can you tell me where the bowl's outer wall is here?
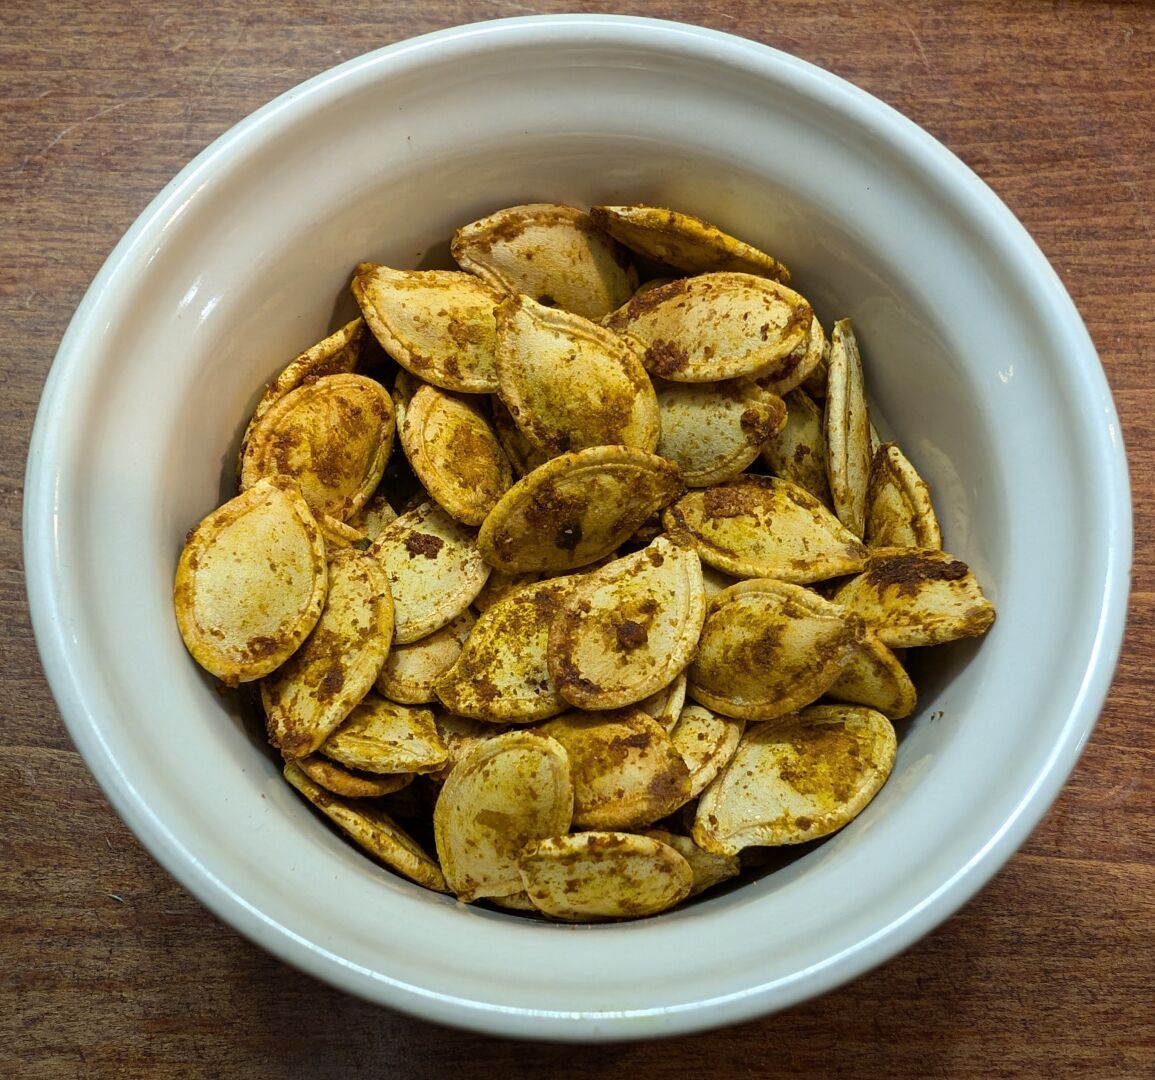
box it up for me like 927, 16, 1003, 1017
24, 16, 1130, 1040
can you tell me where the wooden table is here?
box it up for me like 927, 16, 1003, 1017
3, 2, 1152, 1075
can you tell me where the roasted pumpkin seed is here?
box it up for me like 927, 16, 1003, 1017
669, 703, 745, 798
375, 609, 475, 704
490, 395, 551, 478
519, 831, 693, 921
317, 514, 367, 551
760, 387, 833, 505
240, 373, 394, 523
865, 443, 943, 549
237, 317, 365, 477
693, 705, 897, 854
547, 537, 706, 710
451, 202, 637, 321
495, 293, 659, 455
641, 828, 741, 897
471, 567, 539, 612
485, 891, 540, 913
284, 761, 447, 891
261, 547, 394, 759
637, 670, 688, 732
662, 475, 867, 584
688, 578, 861, 722
348, 491, 398, 541
824, 318, 873, 538
536, 709, 692, 830
351, 264, 503, 393
369, 499, 490, 643
427, 710, 506, 783
174, 476, 328, 685
294, 754, 413, 798
321, 692, 447, 775
611, 272, 812, 383
398, 383, 512, 525
434, 576, 576, 723
825, 628, 917, 719
588, 204, 791, 283
477, 445, 684, 573
654, 377, 787, 487
831, 548, 996, 647
754, 314, 827, 397
433, 730, 573, 901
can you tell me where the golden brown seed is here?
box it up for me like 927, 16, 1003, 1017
611, 272, 812, 383
637, 671, 688, 732
485, 891, 539, 913
477, 445, 684, 573
284, 762, 447, 891
495, 294, 660, 456
588, 205, 791, 283
688, 578, 862, 722
865, 443, 943, 549
321, 693, 447, 775
294, 754, 413, 798
451, 202, 637, 321
753, 315, 827, 397
824, 318, 872, 538
700, 564, 738, 602
391, 366, 421, 408
641, 828, 741, 897
426, 710, 507, 784
668, 703, 745, 798
237, 318, 365, 478
801, 324, 832, 398
316, 514, 366, 552
760, 388, 833, 506
662, 475, 867, 584
374, 609, 475, 705
398, 384, 512, 525
490, 396, 551, 478
536, 709, 692, 830
654, 377, 787, 487
547, 537, 706, 710
601, 277, 681, 333
174, 476, 328, 685
261, 547, 394, 759
369, 500, 491, 644
240, 373, 395, 522
692, 705, 897, 854
433, 730, 574, 901
471, 568, 540, 612
518, 831, 693, 921
351, 264, 503, 393
434, 576, 577, 723
347, 491, 398, 542
825, 628, 917, 720
831, 548, 996, 647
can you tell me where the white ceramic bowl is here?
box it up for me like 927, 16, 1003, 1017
25, 15, 1130, 1040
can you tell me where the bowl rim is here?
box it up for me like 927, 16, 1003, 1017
23, 13, 1133, 1040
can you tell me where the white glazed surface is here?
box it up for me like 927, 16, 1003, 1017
25, 16, 1130, 1040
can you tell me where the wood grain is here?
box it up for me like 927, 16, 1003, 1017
2, 1, 1152, 1076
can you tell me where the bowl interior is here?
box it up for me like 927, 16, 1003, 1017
29, 17, 1126, 1039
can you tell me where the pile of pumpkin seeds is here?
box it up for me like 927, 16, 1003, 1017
173, 202, 995, 921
